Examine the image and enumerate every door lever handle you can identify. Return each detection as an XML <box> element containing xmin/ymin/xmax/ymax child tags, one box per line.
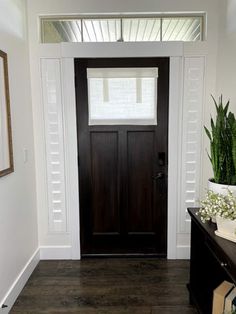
<box><xmin>152</xmin><ymin>172</ymin><xmax>165</xmax><ymax>180</ymax></box>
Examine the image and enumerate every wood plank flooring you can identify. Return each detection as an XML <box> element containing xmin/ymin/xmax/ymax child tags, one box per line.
<box><xmin>11</xmin><ymin>258</ymin><xmax>196</xmax><ymax>314</ymax></box>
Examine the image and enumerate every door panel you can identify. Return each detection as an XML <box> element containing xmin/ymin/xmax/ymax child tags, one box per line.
<box><xmin>90</xmin><ymin>131</ymin><xmax>119</xmax><ymax>234</ymax></box>
<box><xmin>75</xmin><ymin>58</ymin><xmax>169</xmax><ymax>256</ymax></box>
<box><xmin>127</xmin><ymin>131</ymin><xmax>155</xmax><ymax>233</ymax></box>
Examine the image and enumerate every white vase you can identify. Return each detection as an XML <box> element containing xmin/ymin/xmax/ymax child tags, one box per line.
<box><xmin>208</xmin><ymin>180</ymin><xmax>236</xmax><ymax>196</ymax></box>
<box><xmin>216</xmin><ymin>216</ymin><xmax>236</xmax><ymax>238</ymax></box>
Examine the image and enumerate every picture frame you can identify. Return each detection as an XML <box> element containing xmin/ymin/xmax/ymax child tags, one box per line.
<box><xmin>0</xmin><ymin>49</ymin><xmax>14</xmax><ymax>177</ymax></box>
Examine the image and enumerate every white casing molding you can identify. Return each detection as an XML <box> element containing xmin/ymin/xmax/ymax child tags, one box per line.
<box><xmin>60</xmin><ymin>42</ymin><xmax>184</xmax><ymax>58</ymax></box>
<box><xmin>0</xmin><ymin>249</ymin><xmax>40</xmax><ymax>313</ymax></box>
<box><xmin>167</xmin><ymin>56</ymin><xmax>183</xmax><ymax>259</ymax></box>
<box><xmin>37</xmin><ymin>42</ymin><xmax>206</xmax><ymax>260</ymax></box>
<box><xmin>61</xmin><ymin>58</ymin><xmax>81</xmax><ymax>260</ymax></box>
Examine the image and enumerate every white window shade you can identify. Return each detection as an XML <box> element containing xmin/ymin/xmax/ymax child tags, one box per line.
<box><xmin>87</xmin><ymin>67</ymin><xmax>158</xmax><ymax>125</ymax></box>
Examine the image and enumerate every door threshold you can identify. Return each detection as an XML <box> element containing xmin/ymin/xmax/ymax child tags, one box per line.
<box><xmin>82</xmin><ymin>253</ymin><xmax>167</xmax><ymax>258</ymax></box>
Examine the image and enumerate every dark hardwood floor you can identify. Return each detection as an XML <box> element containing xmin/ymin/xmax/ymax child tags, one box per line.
<box><xmin>11</xmin><ymin>258</ymin><xmax>196</xmax><ymax>314</ymax></box>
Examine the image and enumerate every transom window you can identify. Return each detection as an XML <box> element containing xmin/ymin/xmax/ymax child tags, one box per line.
<box><xmin>41</xmin><ymin>14</ymin><xmax>204</xmax><ymax>43</ymax></box>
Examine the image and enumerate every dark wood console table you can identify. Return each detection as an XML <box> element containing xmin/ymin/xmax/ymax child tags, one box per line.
<box><xmin>188</xmin><ymin>208</ymin><xmax>236</xmax><ymax>314</ymax></box>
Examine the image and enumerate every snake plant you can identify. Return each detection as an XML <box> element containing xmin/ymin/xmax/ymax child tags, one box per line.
<box><xmin>204</xmin><ymin>95</ymin><xmax>236</xmax><ymax>185</ymax></box>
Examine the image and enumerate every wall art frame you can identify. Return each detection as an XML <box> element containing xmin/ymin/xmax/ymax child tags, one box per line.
<box><xmin>0</xmin><ymin>49</ymin><xmax>14</xmax><ymax>177</ymax></box>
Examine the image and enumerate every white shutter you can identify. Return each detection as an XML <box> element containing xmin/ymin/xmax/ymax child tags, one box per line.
<box><xmin>179</xmin><ymin>57</ymin><xmax>205</xmax><ymax>233</ymax></box>
<box><xmin>41</xmin><ymin>59</ymin><xmax>67</xmax><ymax>233</ymax></box>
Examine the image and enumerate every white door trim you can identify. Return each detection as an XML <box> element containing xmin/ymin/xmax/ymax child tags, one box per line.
<box><xmin>60</xmin><ymin>50</ymin><xmax>183</xmax><ymax>259</ymax></box>
<box><xmin>61</xmin><ymin>58</ymin><xmax>81</xmax><ymax>259</ymax></box>
<box><xmin>37</xmin><ymin>42</ymin><xmax>186</xmax><ymax>259</ymax></box>
<box><xmin>167</xmin><ymin>57</ymin><xmax>183</xmax><ymax>259</ymax></box>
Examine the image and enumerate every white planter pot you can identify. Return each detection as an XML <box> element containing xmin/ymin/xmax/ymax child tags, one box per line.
<box><xmin>216</xmin><ymin>216</ymin><xmax>236</xmax><ymax>238</ymax></box>
<box><xmin>208</xmin><ymin>180</ymin><xmax>236</xmax><ymax>196</ymax></box>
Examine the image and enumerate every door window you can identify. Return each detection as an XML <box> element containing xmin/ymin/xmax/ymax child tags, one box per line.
<box><xmin>87</xmin><ymin>67</ymin><xmax>158</xmax><ymax>125</ymax></box>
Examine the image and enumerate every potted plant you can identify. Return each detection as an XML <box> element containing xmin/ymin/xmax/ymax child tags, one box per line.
<box><xmin>198</xmin><ymin>189</ymin><xmax>236</xmax><ymax>240</ymax></box>
<box><xmin>204</xmin><ymin>95</ymin><xmax>236</xmax><ymax>194</ymax></box>
<box><xmin>199</xmin><ymin>96</ymin><xmax>236</xmax><ymax>239</ymax></box>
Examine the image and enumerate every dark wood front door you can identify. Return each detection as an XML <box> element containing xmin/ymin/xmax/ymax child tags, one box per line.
<box><xmin>75</xmin><ymin>58</ymin><xmax>169</xmax><ymax>256</ymax></box>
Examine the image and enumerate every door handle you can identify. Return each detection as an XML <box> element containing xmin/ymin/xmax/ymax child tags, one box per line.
<box><xmin>152</xmin><ymin>172</ymin><xmax>165</xmax><ymax>180</ymax></box>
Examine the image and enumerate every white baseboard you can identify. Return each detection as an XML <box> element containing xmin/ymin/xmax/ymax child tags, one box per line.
<box><xmin>40</xmin><ymin>245</ymin><xmax>73</xmax><ymax>259</ymax></box>
<box><xmin>0</xmin><ymin>248</ymin><xmax>40</xmax><ymax>313</ymax></box>
<box><xmin>176</xmin><ymin>245</ymin><xmax>190</xmax><ymax>259</ymax></box>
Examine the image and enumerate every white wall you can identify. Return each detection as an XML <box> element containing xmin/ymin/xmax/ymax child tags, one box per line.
<box><xmin>0</xmin><ymin>0</ymin><xmax>38</xmax><ymax>308</ymax></box>
<box><xmin>201</xmin><ymin>0</ymin><xmax>236</xmax><ymax>201</ymax></box>
<box><xmin>26</xmin><ymin>0</ymin><xmax>220</xmax><ymax>258</ymax></box>
<box><xmin>216</xmin><ymin>0</ymin><xmax>236</xmax><ymax>112</ymax></box>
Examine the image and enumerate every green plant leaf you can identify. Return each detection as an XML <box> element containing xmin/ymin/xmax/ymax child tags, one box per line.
<box><xmin>224</xmin><ymin>100</ymin><xmax>230</xmax><ymax>115</ymax></box>
<box><xmin>204</xmin><ymin>126</ymin><xmax>212</xmax><ymax>141</ymax></box>
<box><xmin>211</xmin><ymin>94</ymin><xmax>218</xmax><ymax>111</ymax></box>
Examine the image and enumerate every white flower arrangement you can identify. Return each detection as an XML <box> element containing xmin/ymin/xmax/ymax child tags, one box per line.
<box><xmin>198</xmin><ymin>189</ymin><xmax>236</xmax><ymax>223</ymax></box>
